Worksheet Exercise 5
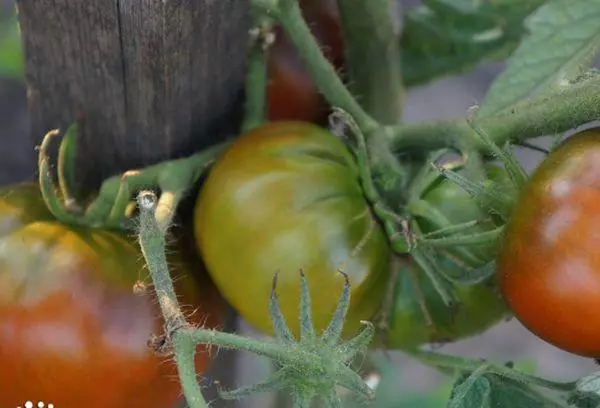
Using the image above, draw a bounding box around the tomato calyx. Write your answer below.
[35,124,229,231]
[217,270,375,404]
[139,189,376,405]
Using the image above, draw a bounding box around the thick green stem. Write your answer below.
[336,0,403,124]
[172,333,211,408]
[242,14,273,133]
[188,329,291,361]
[254,0,378,134]
[137,191,187,329]
[137,191,209,407]
[385,74,600,153]
[406,349,577,393]
[84,141,230,228]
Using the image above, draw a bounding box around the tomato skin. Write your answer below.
[267,0,343,123]
[0,183,224,408]
[386,163,510,349]
[387,257,508,349]
[498,130,600,358]
[194,121,390,338]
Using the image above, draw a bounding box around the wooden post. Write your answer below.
[15,2,251,406]
[16,0,251,188]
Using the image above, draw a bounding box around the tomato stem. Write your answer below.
[384,74,600,153]
[137,191,188,327]
[56,123,80,209]
[136,191,376,405]
[37,129,86,225]
[406,348,578,393]
[172,333,211,408]
[254,0,379,134]
[242,12,273,133]
[335,0,404,124]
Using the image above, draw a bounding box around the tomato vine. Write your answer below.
[15,0,600,407]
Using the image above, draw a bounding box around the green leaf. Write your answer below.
[0,16,23,79]
[401,0,545,87]
[448,373,492,408]
[567,391,600,408]
[479,0,600,116]
[450,370,563,408]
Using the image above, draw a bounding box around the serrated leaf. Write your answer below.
[401,0,545,86]
[448,374,492,408]
[479,0,600,116]
[578,372,600,395]
[488,376,551,408]
[568,391,600,408]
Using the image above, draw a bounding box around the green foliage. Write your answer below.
[0,16,23,79]
[400,0,545,86]
[343,357,452,408]
[479,0,600,116]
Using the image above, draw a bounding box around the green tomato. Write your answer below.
[386,256,508,349]
[386,162,511,349]
[194,121,391,338]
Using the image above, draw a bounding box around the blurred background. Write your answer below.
[0,1,598,407]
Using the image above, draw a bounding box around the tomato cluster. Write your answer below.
[193,121,509,347]
[194,121,390,338]
[0,183,224,408]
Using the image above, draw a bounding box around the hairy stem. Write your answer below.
[172,332,211,408]
[242,14,273,133]
[137,191,209,407]
[84,141,230,228]
[336,0,403,124]
[385,74,600,153]
[407,349,577,393]
[254,0,378,134]
[137,191,187,329]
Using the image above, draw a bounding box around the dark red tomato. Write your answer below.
[267,0,344,123]
[498,129,600,358]
[0,183,224,408]
[194,122,390,339]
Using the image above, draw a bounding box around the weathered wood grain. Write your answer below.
[16,0,251,187]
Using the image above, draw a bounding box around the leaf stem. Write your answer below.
[172,332,211,408]
[407,348,577,392]
[385,74,600,153]
[254,0,378,134]
[336,0,404,124]
[242,13,273,133]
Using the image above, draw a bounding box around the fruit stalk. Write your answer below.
[336,0,404,124]
[384,73,600,153]
[242,12,274,133]
[253,0,378,134]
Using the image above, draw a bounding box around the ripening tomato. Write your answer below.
[0,183,224,408]
[386,162,511,349]
[267,0,344,123]
[194,121,390,338]
[498,129,600,358]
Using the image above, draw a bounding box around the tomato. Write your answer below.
[0,183,224,408]
[267,0,344,123]
[386,256,508,349]
[385,162,510,349]
[415,162,511,268]
[498,129,600,358]
[194,121,390,338]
